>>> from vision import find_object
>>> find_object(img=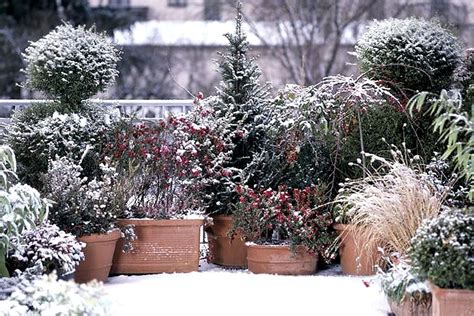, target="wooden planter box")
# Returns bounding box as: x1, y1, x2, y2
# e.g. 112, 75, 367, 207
111, 219, 203, 274
206, 215, 247, 268
246, 243, 317, 275
430, 283, 474, 316
388, 297, 431, 316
